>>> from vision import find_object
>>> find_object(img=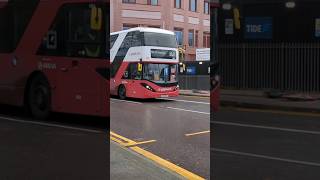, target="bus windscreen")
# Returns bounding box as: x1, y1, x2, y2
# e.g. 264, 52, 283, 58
143, 63, 177, 84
